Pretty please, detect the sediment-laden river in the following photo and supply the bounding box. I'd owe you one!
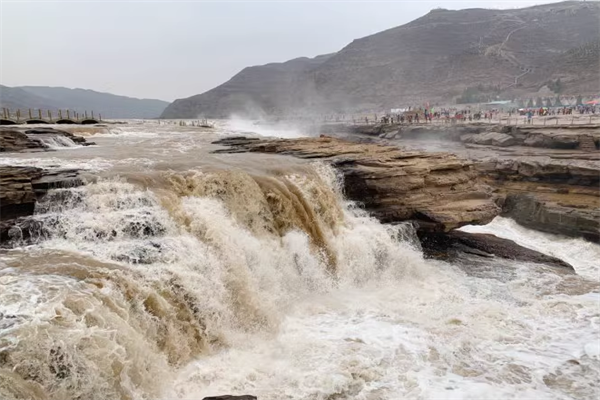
[0,121,598,400]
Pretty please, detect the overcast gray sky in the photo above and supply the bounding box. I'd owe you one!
[2,0,565,101]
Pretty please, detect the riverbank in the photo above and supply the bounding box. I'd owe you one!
[336,122,600,243]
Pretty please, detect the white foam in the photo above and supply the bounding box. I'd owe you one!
[1,127,598,400]
[0,156,114,171]
[36,136,82,149]
[460,216,600,280]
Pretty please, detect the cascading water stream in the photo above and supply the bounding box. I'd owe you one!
[28,135,82,149]
[0,123,598,400]
[0,164,424,400]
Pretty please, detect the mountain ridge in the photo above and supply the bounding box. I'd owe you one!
[1,86,169,119]
[161,0,600,118]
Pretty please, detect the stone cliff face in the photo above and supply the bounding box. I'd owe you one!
[479,159,599,242]
[0,128,91,245]
[213,136,500,232]
[0,127,93,152]
[366,122,600,242]
[0,166,82,244]
[162,1,600,117]
[213,136,579,269]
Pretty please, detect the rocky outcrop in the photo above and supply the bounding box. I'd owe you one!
[502,193,599,242]
[358,122,599,242]
[419,230,574,271]
[474,125,600,150]
[25,127,91,146]
[202,396,257,400]
[213,136,500,232]
[0,127,94,152]
[477,158,599,242]
[0,166,82,245]
[369,123,600,152]
[0,166,43,221]
[0,129,44,152]
[462,131,517,147]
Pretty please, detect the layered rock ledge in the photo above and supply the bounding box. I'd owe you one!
[361,123,600,151]
[214,136,500,232]
[351,123,599,242]
[419,230,574,271]
[478,158,599,242]
[0,166,82,245]
[0,127,93,152]
[213,136,580,269]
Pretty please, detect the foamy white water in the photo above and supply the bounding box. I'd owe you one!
[35,135,81,149]
[461,217,600,281]
[0,121,598,400]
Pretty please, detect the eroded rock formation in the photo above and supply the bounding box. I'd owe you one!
[0,166,82,245]
[214,136,500,232]
[0,127,93,152]
[202,396,257,400]
[419,230,574,271]
[478,159,599,242]
[372,123,599,151]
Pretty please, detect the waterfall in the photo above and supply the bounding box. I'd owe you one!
[0,163,424,400]
[30,135,81,149]
[0,123,597,400]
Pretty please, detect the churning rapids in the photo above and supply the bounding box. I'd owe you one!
[0,121,598,400]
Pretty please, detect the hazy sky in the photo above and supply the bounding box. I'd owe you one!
[2,0,565,101]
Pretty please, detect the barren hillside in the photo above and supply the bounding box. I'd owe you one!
[162,1,600,118]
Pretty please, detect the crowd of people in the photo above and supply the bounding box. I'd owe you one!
[516,105,597,117]
[366,103,598,126]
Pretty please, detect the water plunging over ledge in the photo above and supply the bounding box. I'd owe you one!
[0,121,598,400]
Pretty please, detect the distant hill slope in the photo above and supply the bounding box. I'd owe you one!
[0,85,67,113]
[161,54,334,119]
[539,39,600,95]
[162,0,600,118]
[1,86,169,119]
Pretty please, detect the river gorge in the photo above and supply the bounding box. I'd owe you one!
[0,121,598,400]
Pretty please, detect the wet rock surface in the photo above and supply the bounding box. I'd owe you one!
[213,136,500,232]
[0,127,94,152]
[365,123,600,151]
[419,230,574,271]
[202,396,257,400]
[359,123,600,242]
[0,166,82,245]
[478,158,600,242]
[0,129,43,152]
[502,193,599,243]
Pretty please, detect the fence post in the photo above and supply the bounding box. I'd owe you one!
[16,109,21,123]
[48,110,52,122]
